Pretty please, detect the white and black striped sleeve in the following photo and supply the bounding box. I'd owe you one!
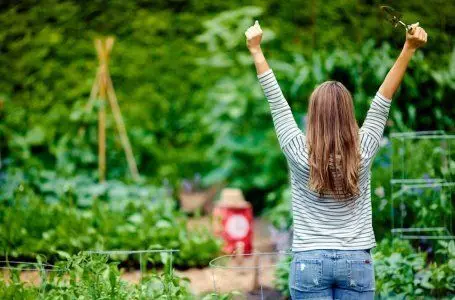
[258,69,302,152]
[359,91,392,145]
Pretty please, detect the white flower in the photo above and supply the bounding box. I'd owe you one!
[375,186,385,198]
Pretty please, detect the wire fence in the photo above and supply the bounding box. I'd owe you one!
[209,251,291,299]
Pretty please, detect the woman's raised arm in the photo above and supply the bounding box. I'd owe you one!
[378,23,427,99]
[246,21,302,154]
[245,21,270,75]
[360,24,427,145]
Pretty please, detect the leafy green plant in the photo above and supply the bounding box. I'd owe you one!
[0,180,221,268]
[274,254,292,299]
[373,239,455,298]
[0,252,244,299]
[263,187,292,231]
[0,167,173,208]
[0,252,192,299]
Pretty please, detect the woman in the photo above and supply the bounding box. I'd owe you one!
[245,21,427,299]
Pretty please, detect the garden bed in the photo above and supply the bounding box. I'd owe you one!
[1,217,284,298]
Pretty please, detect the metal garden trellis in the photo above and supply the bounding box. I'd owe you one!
[390,130,455,240]
[209,251,291,299]
[0,260,68,298]
[84,249,179,282]
[0,249,181,299]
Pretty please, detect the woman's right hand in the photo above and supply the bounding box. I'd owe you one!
[404,23,427,51]
[378,23,427,100]
[245,20,263,53]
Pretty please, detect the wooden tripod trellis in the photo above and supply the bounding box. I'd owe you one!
[81,37,139,182]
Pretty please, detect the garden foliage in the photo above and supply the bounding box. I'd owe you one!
[0,0,454,297]
[0,173,221,268]
[0,252,240,299]
[0,1,453,191]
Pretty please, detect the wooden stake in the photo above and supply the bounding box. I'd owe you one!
[106,73,140,181]
[98,90,106,182]
[85,66,102,114]
[95,39,108,183]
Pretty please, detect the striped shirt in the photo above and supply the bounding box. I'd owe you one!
[258,69,392,251]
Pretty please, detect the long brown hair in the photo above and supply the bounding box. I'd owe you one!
[306,81,360,199]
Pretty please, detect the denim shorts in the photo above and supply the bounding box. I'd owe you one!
[289,249,375,300]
